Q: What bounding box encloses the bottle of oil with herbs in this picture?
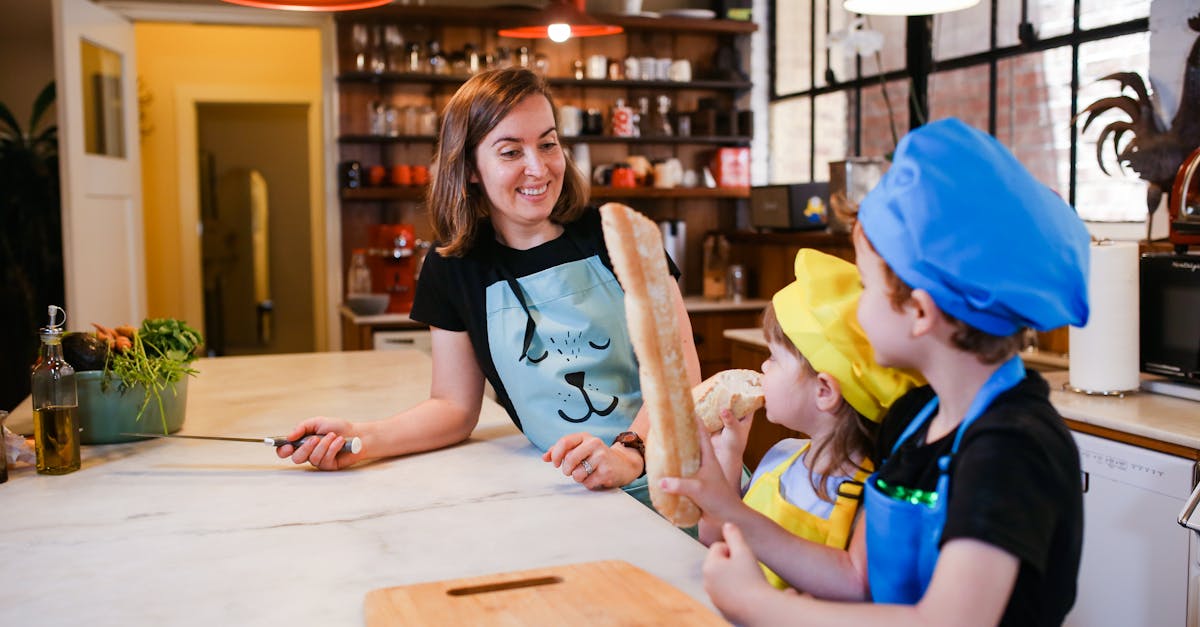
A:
[31,305,80,474]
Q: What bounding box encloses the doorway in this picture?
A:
[197,102,314,356]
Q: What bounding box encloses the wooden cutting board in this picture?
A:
[364,560,728,626]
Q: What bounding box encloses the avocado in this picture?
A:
[62,332,108,371]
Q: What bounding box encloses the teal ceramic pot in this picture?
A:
[76,371,188,444]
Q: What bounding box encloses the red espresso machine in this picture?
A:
[368,224,416,313]
[1170,147,1200,252]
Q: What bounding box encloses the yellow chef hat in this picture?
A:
[772,249,924,422]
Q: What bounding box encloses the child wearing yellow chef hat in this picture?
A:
[662,248,921,589]
[698,118,1091,627]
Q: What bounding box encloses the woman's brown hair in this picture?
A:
[762,303,876,503]
[427,67,589,257]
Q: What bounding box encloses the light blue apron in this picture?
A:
[865,356,1026,604]
[485,254,650,503]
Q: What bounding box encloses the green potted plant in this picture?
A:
[64,318,205,443]
[0,82,63,412]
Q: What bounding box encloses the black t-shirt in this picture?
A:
[410,207,679,439]
[873,371,1082,626]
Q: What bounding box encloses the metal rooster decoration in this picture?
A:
[1076,12,1200,241]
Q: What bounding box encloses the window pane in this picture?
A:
[81,39,126,158]
[851,79,908,158]
[769,97,811,183]
[1026,0,1075,41]
[933,2,992,61]
[853,14,906,78]
[929,66,990,132]
[1080,0,1148,31]
[1075,32,1151,222]
[815,91,849,181]
[775,0,811,95]
[995,49,1073,197]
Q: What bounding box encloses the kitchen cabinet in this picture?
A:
[333,5,757,298]
[690,303,764,379]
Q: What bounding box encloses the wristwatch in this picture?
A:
[613,431,646,477]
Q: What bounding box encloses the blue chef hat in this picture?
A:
[858,118,1090,336]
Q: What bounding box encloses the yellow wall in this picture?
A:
[135,22,321,319]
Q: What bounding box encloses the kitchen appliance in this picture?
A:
[1066,431,1199,626]
[1170,146,1200,252]
[659,219,686,288]
[1139,253,1200,384]
[750,183,830,230]
[363,560,725,625]
[829,157,887,234]
[367,224,416,313]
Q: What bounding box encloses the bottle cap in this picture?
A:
[40,305,67,338]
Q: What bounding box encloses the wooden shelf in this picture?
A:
[344,6,758,35]
[592,186,749,199]
[337,72,750,92]
[341,187,426,202]
[340,185,748,202]
[337,134,750,147]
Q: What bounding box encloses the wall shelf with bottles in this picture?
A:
[333,5,758,300]
[341,185,751,203]
[349,5,757,36]
[338,72,751,93]
[337,134,751,147]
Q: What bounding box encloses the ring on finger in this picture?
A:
[580,458,594,476]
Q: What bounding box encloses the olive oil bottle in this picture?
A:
[31,305,80,475]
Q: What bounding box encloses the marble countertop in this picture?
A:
[723,328,1200,456]
[0,351,714,625]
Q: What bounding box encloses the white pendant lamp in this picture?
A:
[843,0,980,16]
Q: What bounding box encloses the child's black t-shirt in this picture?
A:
[873,371,1083,626]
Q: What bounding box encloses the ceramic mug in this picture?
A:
[669,59,692,82]
[559,105,582,136]
[587,54,608,79]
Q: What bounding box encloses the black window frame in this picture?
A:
[769,0,1149,207]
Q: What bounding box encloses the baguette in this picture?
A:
[693,369,765,433]
[599,202,700,527]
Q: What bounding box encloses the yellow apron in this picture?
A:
[742,441,871,589]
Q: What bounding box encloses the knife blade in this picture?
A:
[120,432,363,454]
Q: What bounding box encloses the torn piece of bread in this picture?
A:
[693,369,765,433]
[599,202,700,527]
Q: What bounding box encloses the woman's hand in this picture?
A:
[276,416,365,471]
[543,432,642,489]
[705,522,792,625]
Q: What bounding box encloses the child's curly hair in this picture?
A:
[842,201,1023,365]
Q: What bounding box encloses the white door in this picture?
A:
[52,0,145,329]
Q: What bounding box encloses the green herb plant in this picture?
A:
[102,318,204,433]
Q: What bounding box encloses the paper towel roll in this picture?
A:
[1069,241,1139,393]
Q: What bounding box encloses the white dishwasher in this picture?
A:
[1066,430,1198,627]
[373,329,432,354]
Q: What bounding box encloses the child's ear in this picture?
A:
[814,372,843,413]
[907,289,939,337]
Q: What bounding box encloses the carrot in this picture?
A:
[113,336,133,353]
[115,325,137,339]
[91,322,117,339]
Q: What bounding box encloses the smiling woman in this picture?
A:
[278,67,702,522]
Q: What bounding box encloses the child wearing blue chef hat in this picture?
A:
[699,118,1090,627]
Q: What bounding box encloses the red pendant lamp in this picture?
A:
[498,0,623,43]
[220,0,391,11]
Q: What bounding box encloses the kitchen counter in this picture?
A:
[339,298,768,350]
[0,351,715,625]
[724,328,1200,459]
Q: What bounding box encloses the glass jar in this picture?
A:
[347,249,373,295]
[31,305,80,475]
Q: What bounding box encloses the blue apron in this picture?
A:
[485,253,652,505]
[865,356,1026,604]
